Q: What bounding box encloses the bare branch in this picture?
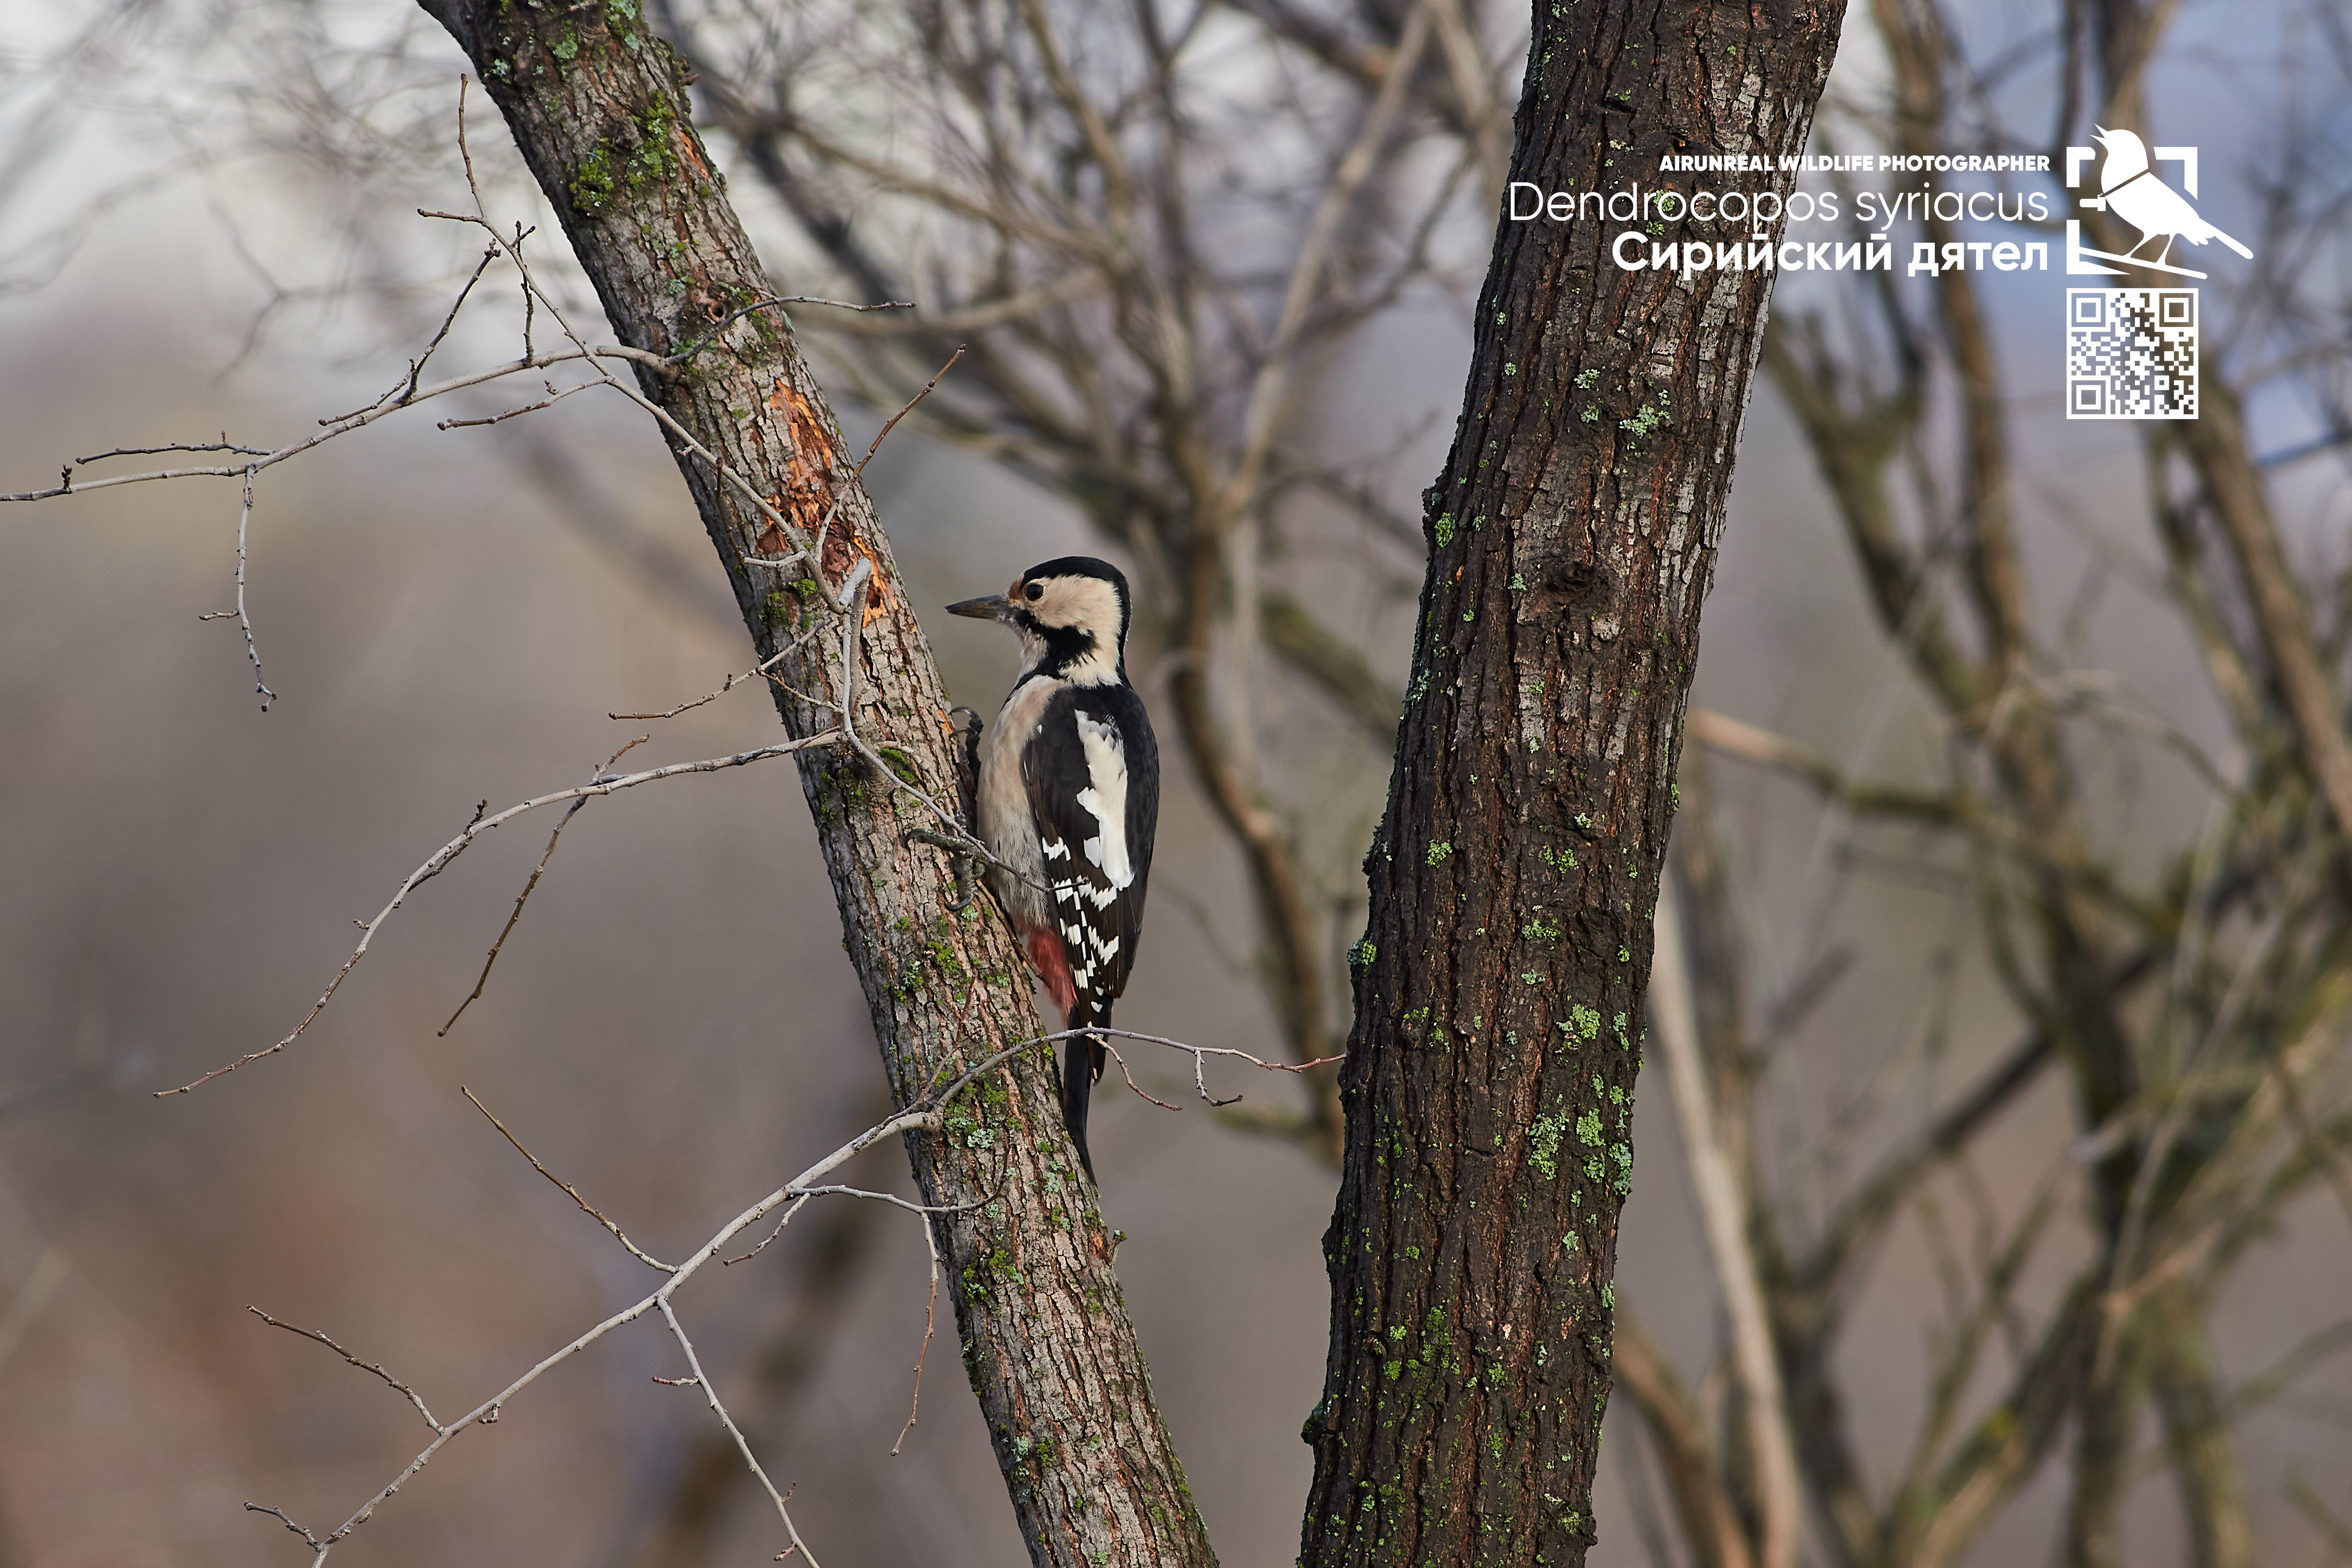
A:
[249,1309,444,1435]
[242,1503,323,1552]
[157,733,842,1097]
[1223,0,1434,516]
[289,1040,1036,1561]
[854,345,963,481]
[668,294,917,364]
[460,1087,675,1273]
[1609,1306,1754,1568]
[405,244,497,402]
[1653,882,1799,1568]
[2179,362,2352,842]
[657,1296,823,1568]
[2288,1472,2352,1561]
[893,1206,947,1457]
[192,470,275,710]
[75,438,269,465]
[1686,707,1960,825]
[436,730,647,1035]
[1029,1024,1343,1105]
[3,343,674,504]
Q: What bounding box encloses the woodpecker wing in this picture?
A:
[1020,683,1159,1029]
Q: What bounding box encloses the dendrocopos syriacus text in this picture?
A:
[948,557,1159,1182]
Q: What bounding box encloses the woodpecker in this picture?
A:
[948,557,1159,1181]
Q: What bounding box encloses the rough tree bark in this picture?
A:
[1299,0,1848,1562]
[412,5,1216,1564]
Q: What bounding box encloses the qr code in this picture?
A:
[2067,289,2196,419]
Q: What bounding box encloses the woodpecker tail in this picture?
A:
[1063,999,1109,1183]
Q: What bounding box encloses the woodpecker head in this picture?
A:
[948,556,1133,686]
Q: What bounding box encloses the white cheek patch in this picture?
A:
[1071,713,1133,890]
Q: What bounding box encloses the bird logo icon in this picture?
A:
[2069,128,2252,279]
[2061,126,2235,421]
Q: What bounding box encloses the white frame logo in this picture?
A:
[2062,129,2251,421]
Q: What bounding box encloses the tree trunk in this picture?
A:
[1297,0,1847,1561]
[413,6,1215,1563]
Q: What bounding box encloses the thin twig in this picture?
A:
[439,803,582,1035]
[436,727,642,1035]
[195,471,275,709]
[854,346,964,480]
[667,294,917,365]
[722,1195,811,1268]
[461,1087,675,1272]
[1103,1042,1183,1111]
[783,1184,983,1214]
[243,1503,322,1550]
[76,438,269,464]
[405,245,497,402]
[290,1039,1035,1561]
[157,733,842,1097]
[722,1182,982,1268]
[659,1296,824,1568]
[609,618,835,725]
[2,344,677,506]
[437,378,597,429]
[1034,1025,1340,1109]
[613,673,742,721]
[894,1213,946,1456]
[249,1309,444,1434]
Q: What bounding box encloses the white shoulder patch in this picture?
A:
[1071,711,1133,890]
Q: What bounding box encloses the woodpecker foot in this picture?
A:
[921,708,986,914]
[947,705,983,825]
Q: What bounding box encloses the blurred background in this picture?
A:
[1,1,2348,1566]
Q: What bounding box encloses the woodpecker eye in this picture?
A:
[1022,581,1044,602]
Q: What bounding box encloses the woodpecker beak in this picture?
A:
[947,592,1017,623]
